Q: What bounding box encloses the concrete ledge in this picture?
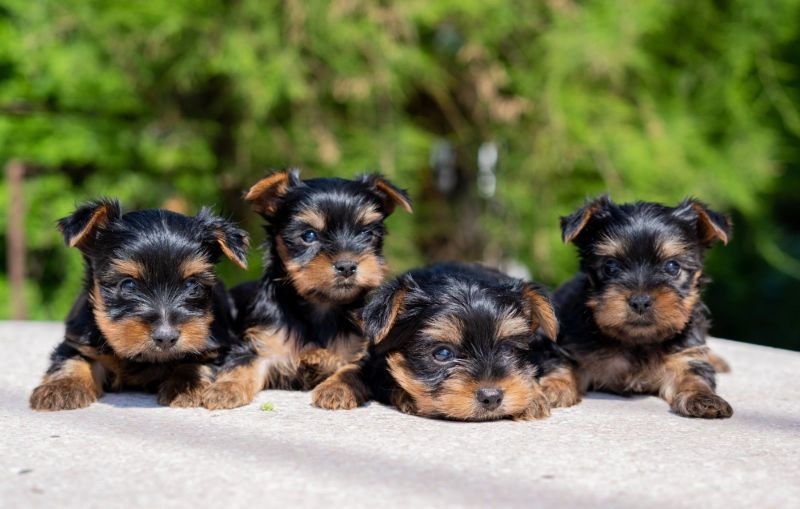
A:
[1,321,798,508]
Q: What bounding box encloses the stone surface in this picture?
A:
[1,321,798,508]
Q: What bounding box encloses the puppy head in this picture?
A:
[59,200,249,361]
[245,169,412,305]
[560,195,731,343]
[364,266,557,421]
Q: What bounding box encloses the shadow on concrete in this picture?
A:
[583,391,651,402]
[98,392,161,409]
[5,382,800,506]
[3,387,644,508]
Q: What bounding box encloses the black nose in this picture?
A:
[333,260,358,278]
[151,325,179,348]
[628,294,653,314]
[476,388,504,411]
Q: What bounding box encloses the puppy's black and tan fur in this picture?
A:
[552,196,733,418]
[29,200,249,411]
[201,169,412,410]
[313,262,580,421]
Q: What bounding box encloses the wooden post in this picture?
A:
[6,160,27,319]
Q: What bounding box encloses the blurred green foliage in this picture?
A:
[1,0,798,348]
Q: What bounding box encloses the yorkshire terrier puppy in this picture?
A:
[29,200,249,411]
[312,262,579,421]
[201,169,412,410]
[554,196,733,418]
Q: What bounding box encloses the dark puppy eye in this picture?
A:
[603,259,622,278]
[300,230,318,243]
[499,342,519,355]
[119,278,137,293]
[432,347,455,362]
[664,260,681,276]
[184,278,202,293]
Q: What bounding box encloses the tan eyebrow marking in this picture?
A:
[594,237,626,258]
[295,208,326,231]
[420,315,463,345]
[179,257,213,279]
[496,313,530,340]
[356,205,383,225]
[658,238,692,259]
[110,259,144,279]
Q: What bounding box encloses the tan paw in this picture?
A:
[513,394,551,421]
[673,391,733,419]
[30,380,98,411]
[390,389,418,416]
[541,381,581,408]
[311,380,363,410]
[201,382,254,410]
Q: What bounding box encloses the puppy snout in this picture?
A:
[476,388,504,411]
[333,260,358,278]
[151,324,180,348]
[628,294,653,314]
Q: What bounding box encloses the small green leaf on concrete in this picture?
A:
[260,402,274,412]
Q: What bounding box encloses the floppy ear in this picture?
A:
[674,198,732,246]
[244,169,301,217]
[197,208,250,269]
[521,283,559,341]
[360,173,413,215]
[363,276,410,346]
[57,199,121,251]
[560,195,611,243]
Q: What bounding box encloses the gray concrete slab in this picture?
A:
[1,321,798,508]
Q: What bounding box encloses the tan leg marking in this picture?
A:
[539,365,582,408]
[30,358,103,411]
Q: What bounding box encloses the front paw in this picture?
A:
[541,381,581,408]
[30,380,98,411]
[513,394,551,421]
[673,391,733,419]
[311,379,364,410]
[201,382,254,410]
[390,389,418,415]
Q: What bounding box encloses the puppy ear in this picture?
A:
[197,208,250,269]
[244,169,302,217]
[674,198,732,246]
[363,276,410,345]
[560,195,611,243]
[57,199,121,251]
[361,173,413,215]
[521,284,558,341]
